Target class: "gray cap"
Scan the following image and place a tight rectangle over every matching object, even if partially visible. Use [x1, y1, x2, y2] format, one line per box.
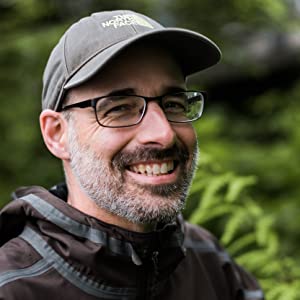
[42, 10, 221, 111]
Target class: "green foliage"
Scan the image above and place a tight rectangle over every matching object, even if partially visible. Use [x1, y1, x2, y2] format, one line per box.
[0, 19, 68, 205]
[187, 157, 300, 300]
[166, 0, 296, 46]
[194, 80, 300, 262]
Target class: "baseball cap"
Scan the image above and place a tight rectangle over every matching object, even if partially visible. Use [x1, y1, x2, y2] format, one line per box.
[42, 10, 221, 111]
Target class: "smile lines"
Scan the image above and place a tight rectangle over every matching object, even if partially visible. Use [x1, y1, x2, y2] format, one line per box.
[129, 161, 175, 176]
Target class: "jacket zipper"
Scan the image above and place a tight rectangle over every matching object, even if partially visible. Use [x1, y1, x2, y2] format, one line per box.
[137, 251, 159, 300]
[150, 251, 159, 299]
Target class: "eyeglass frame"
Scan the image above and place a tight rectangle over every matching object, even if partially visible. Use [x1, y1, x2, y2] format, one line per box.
[60, 90, 207, 128]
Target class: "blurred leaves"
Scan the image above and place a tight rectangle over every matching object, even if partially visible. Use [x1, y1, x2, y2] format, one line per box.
[186, 160, 300, 300]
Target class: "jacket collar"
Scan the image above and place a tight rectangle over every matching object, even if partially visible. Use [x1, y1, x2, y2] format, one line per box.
[4, 185, 186, 267]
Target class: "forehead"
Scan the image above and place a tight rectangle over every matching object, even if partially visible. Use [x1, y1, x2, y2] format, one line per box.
[67, 43, 186, 101]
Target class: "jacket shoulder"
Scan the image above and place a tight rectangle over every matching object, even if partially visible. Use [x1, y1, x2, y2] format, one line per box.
[0, 236, 39, 271]
[0, 236, 44, 297]
[182, 221, 264, 299]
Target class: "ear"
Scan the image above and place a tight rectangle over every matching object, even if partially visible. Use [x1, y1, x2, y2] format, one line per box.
[39, 109, 70, 160]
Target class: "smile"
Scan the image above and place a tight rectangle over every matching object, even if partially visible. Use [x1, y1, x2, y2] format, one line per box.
[128, 161, 175, 176]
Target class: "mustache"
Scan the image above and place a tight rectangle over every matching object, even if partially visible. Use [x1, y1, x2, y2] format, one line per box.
[112, 144, 190, 169]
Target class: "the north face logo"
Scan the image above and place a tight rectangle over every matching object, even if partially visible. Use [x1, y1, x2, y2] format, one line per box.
[102, 14, 154, 29]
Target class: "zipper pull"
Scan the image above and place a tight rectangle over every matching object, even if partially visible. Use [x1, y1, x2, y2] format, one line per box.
[129, 244, 142, 266]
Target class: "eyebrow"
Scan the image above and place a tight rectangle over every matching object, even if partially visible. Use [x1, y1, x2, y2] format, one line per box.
[106, 86, 187, 97]
[163, 86, 187, 94]
[106, 88, 136, 96]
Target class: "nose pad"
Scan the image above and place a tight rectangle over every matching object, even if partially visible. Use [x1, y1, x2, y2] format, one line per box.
[136, 102, 176, 148]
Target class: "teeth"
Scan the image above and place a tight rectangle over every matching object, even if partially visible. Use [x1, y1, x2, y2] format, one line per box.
[161, 163, 168, 174]
[167, 161, 174, 171]
[130, 161, 174, 176]
[153, 164, 160, 175]
[138, 164, 145, 174]
[146, 165, 153, 176]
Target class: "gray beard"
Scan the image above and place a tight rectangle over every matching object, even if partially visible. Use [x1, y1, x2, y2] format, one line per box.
[68, 122, 198, 225]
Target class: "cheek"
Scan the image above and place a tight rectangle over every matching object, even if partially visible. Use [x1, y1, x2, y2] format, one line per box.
[88, 128, 134, 161]
[69, 114, 135, 162]
[175, 125, 197, 153]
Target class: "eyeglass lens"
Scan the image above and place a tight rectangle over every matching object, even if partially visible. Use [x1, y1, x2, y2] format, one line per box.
[95, 92, 204, 128]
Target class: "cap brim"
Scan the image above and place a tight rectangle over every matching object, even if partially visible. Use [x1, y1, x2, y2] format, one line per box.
[64, 27, 221, 91]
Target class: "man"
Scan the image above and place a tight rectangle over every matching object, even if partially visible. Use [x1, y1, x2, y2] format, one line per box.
[0, 10, 264, 300]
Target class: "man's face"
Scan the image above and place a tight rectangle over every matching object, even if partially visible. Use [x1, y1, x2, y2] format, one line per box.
[65, 44, 198, 225]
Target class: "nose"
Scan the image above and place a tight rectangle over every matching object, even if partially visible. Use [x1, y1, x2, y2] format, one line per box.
[135, 102, 176, 148]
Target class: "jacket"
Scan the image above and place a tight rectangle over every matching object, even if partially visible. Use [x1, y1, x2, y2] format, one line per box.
[0, 185, 264, 300]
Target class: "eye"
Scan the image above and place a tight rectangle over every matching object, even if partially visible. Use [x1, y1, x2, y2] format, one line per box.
[96, 97, 136, 115]
[105, 103, 134, 115]
[163, 97, 187, 113]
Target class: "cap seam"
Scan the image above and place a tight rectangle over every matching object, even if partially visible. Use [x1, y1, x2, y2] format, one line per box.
[63, 34, 70, 75]
[131, 24, 138, 34]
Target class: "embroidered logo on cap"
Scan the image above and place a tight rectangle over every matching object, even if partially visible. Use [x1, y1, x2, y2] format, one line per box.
[102, 14, 154, 29]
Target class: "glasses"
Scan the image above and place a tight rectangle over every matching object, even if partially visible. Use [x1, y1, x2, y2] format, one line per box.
[61, 91, 206, 128]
